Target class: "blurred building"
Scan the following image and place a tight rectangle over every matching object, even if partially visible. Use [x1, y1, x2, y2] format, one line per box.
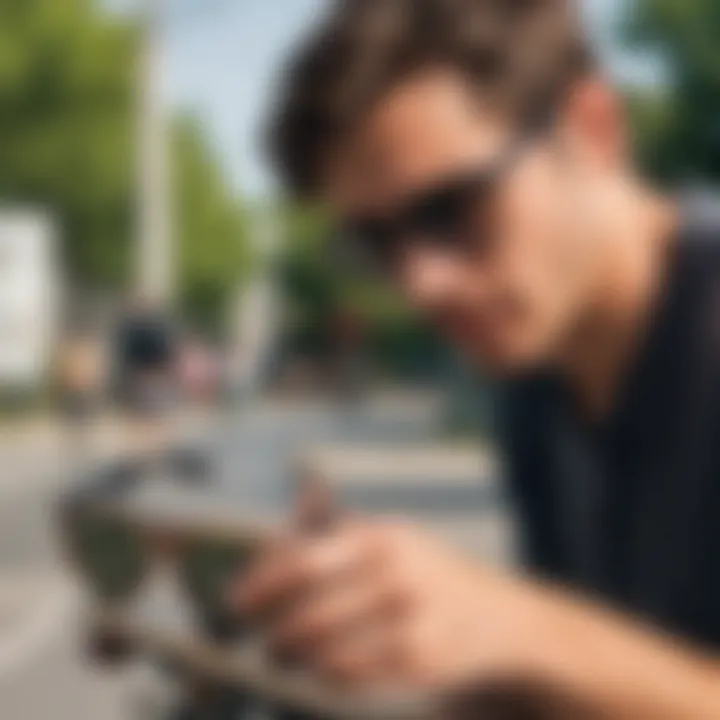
[0, 210, 61, 394]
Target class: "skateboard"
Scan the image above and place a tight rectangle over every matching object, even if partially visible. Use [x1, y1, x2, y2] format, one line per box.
[58, 457, 439, 720]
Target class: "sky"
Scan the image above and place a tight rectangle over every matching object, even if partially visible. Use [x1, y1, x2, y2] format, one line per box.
[138, 0, 663, 199]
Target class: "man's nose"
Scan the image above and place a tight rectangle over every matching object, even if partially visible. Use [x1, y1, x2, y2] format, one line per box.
[396, 244, 463, 311]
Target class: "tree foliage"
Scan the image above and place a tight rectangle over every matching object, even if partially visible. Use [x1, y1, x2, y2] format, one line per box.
[0, 0, 138, 286]
[279, 205, 446, 378]
[624, 0, 720, 181]
[173, 115, 251, 333]
[0, 0, 249, 329]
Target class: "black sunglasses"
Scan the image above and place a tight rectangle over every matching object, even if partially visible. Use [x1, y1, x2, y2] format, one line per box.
[337, 110, 554, 276]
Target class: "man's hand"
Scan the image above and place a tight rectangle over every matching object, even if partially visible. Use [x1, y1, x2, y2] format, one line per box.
[233, 519, 558, 690]
[232, 520, 720, 719]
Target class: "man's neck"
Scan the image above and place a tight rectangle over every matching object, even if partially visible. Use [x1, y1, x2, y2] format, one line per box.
[558, 186, 678, 422]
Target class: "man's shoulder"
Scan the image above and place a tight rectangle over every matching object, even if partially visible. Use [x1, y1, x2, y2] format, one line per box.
[681, 191, 720, 235]
[679, 192, 720, 270]
[677, 195, 720, 349]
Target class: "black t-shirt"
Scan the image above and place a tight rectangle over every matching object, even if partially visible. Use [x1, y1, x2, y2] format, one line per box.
[498, 203, 720, 648]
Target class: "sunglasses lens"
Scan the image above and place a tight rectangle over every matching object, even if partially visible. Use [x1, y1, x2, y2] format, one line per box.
[181, 538, 255, 618]
[67, 514, 146, 602]
[338, 171, 494, 275]
[410, 180, 479, 241]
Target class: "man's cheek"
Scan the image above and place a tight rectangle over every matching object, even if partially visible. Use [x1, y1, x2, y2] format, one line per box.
[490, 298, 559, 367]
[458, 307, 536, 369]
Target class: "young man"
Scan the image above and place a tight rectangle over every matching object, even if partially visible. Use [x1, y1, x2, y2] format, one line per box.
[234, 0, 720, 714]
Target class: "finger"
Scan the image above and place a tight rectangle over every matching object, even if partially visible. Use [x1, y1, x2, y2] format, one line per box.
[314, 619, 400, 685]
[271, 569, 407, 652]
[236, 522, 376, 616]
[226, 527, 289, 607]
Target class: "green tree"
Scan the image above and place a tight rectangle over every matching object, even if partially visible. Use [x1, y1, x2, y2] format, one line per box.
[624, 0, 720, 181]
[0, 0, 249, 330]
[0, 0, 138, 287]
[173, 115, 251, 334]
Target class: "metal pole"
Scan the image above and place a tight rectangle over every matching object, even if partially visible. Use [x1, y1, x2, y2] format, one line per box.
[137, 0, 173, 306]
[229, 211, 282, 399]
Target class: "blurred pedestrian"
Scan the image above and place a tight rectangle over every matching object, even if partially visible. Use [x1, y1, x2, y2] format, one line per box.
[113, 297, 178, 462]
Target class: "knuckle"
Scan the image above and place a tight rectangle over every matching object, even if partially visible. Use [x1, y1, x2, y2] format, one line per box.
[292, 547, 320, 585]
[277, 598, 345, 649]
[379, 520, 423, 559]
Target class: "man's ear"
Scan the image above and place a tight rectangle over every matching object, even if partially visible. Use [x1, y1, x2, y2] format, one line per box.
[560, 77, 628, 171]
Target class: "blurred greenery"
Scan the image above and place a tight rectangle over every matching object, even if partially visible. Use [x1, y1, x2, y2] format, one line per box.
[278, 204, 447, 379]
[173, 115, 251, 333]
[0, 0, 249, 331]
[624, 0, 720, 180]
[0, 0, 138, 287]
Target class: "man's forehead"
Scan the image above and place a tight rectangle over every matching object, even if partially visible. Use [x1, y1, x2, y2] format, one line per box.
[326, 68, 509, 213]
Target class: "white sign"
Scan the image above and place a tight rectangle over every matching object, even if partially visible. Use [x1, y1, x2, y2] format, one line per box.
[0, 211, 60, 387]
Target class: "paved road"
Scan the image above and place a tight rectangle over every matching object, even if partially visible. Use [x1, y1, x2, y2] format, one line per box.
[0, 396, 511, 719]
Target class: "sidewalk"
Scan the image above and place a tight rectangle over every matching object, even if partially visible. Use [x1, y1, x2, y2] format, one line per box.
[0, 406, 215, 445]
[0, 407, 218, 495]
[0, 394, 514, 713]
